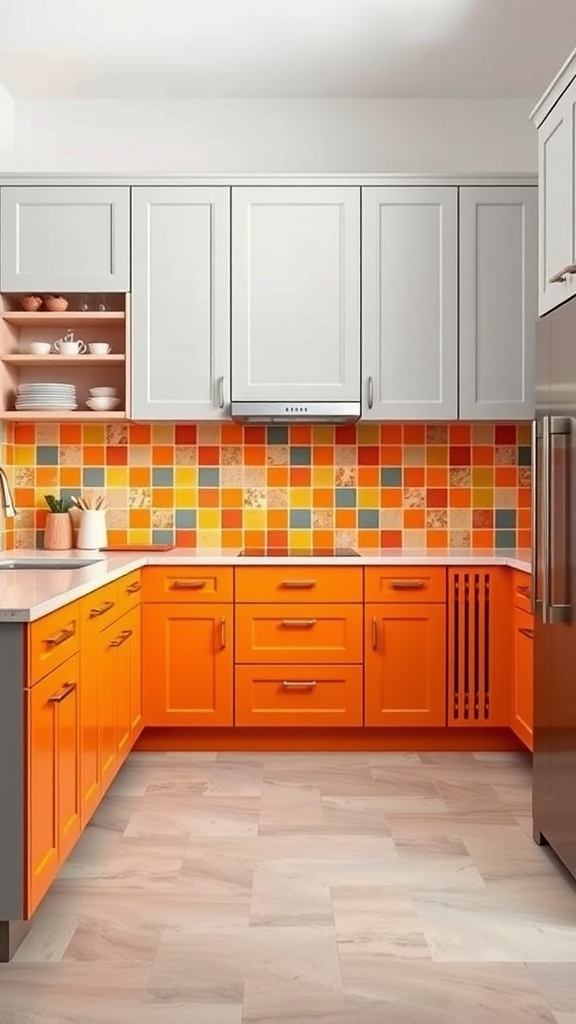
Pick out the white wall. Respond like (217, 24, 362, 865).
(0, 84, 15, 166)
(8, 97, 537, 173)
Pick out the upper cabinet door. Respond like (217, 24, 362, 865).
(0, 186, 130, 292)
(131, 187, 230, 421)
(232, 186, 360, 402)
(537, 87, 576, 315)
(362, 187, 458, 420)
(459, 186, 537, 421)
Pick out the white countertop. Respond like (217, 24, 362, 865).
(0, 548, 532, 622)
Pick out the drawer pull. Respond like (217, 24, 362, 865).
(110, 629, 132, 648)
(281, 618, 317, 628)
(390, 579, 424, 590)
(48, 681, 77, 703)
(90, 600, 116, 618)
(282, 680, 317, 689)
(549, 263, 576, 284)
(221, 616, 226, 650)
(372, 616, 378, 651)
(516, 586, 531, 598)
(280, 580, 316, 589)
(45, 625, 75, 647)
(519, 627, 534, 640)
(171, 579, 207, 590)
(126, 581, 142, 594)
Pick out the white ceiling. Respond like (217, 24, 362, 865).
(0, 0, 573, 100)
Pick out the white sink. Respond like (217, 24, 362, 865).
(0, 559, 100, 570)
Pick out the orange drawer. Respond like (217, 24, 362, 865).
(117, 569, 142, 615)
(79, 579, 120, 637)
(29, 601, 80, 686)
(235, 664, 363, 727)
(235, 603, 363, 664)
(512, 570, 532, 614)
(142, 566, 233, 603)
(365, 566, 446, 603)
(235, 566, 363, 603)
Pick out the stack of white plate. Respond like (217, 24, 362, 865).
(15, 383, 78, 411)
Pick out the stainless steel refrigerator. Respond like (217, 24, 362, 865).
(533, 297, 576, 879)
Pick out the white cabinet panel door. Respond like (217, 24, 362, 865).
(362, 187, 458, 421)
(537, 88, 576, 315)
(459, 187, 537, 421)
(0, 186, 130, 292)
(131, 187, 230, 421)
(232, 187, 360, 402)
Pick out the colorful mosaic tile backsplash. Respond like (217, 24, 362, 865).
(0, 421, 531, 552)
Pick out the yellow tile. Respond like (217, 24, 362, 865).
(106, 467, 128, 488)
(152, 423, 174, 444)
(290, 530, 313, 549)
(357, 423, 380, 444)
(15, 446, 35, 466)
(175, 488, 197, 509)
(83, 425, 105, 444)
(197, 529, 221, 548)
(244, 508, 266, 530)
(358, 487, 380, 508)
(198, 509, 220, 530)
(289, 488, 312, 508)
(175, 467, 197, 487)
(311, 425, 334, 444)
(312, 466, 335, 487)
(473, 488, 494, 508)
(129, 529, 151, 545)
(472, 468, 494, 487)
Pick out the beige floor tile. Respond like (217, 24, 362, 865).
(332, 884, 431, 959)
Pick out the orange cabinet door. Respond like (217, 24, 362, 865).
(29, 601, 80, 686)
(128, 606, 143, 742)
(142, 604, 233, 726)
(235, 664, 363, 727)
(512, 570, 532, 614)
(235, 604, 363, 664)
(98, 619, 119, 793)
(79, 629, 101, 826)
(118, 570, 143, 617)
(364, 604, 446, 726)
(27, 653, 81, 916)
(111, 606, 142, 763)
(235, 566, 363, 603)
(513, 607, 534, 750)
(364, 567, 446, 604)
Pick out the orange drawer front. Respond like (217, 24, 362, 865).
(117, 569, 143, 615)
(235, 604, 363, 664)
(235, 566, 363, 603)
(29, 602, 80, 686)
(142, 566, 233, 603)
(364, 566, 446, 603)
(235, 664, 363, 727)
(512, 570, 532, 614)
(79, 579, 120, 637)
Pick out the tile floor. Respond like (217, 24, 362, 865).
(2, 750, 576, 1023)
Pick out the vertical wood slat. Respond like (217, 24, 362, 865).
(448, 570, 493, 726)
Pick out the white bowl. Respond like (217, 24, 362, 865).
(28, 342, 52, 355)
(89, 387, 119, 397)
(86, 397, 121, 411)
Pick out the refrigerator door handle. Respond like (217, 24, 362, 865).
(542, 415, 551, 624)
(548, 415, 572, 625)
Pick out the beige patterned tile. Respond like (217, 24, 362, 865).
(380, 509, 402, 529)
(335, 445, 356, 466)
(59, 445, 82, 465)
(404, 487, 425, 508)
(519, 467, 532, 486)
(197, 423, 221, 444)
(313, 509, 334, 529)
(128, 445, 151, 466)
(244, 467, 266, 488)
(222, 445, 242, 465)
(403, 529, 426, 549)
(221, 466, 243, 487)
(266, 446, 288, 466)
(403, 445, 425, 466)
(426, 510, 448, 529)
(244, 488, 266, 508)
(267, 487, 288, 508)
(175, 445, 196, 465)
(449, 530, 471, 549)
(426, 425, 448, 444)
(335, 467, 356, 486)
(129, 487, 151, 508)
(449, 468, 471, 486)
(496, 445, 516, 465)
(15, 467, 34, 486)
(106, 424, 128, 445)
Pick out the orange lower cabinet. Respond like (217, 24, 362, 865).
(364, 604, 446, 726)
(113, 606, 142, 762)
(235, 664, 363, 727)
(235, 604, 363, 665)
(142, 603, 233, 726)
(128, 607, 143, 742)
(98, 618, 119, 792)
(79, 632, 100, 826)
(513, 607, 534, 750)
(26, 653, 81, 916)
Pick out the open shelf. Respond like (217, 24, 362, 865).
(2, 354, 126, 366)
(1, 312, 126, 327)
(2, 411, 127, 421)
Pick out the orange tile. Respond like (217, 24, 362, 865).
(404, 467, 425, 487)
(313, 446, 334, 465)
(472, 529, 494, 549)
(472, 445, 494, 466)
(381, 446, 402, 465)
(403, 424, 425, 444)
(84, 446, 105, 465)
(291, 467, 311, 486)
(358, 467, 379, 486)
(129, 424, 151, 444)
(426, 530, 449, 548)
(13, 424, 36, 444)
(244, 530, 266, 548)
(291, 425, 312, 445)
(404, 509, 425, 529)
(380, 488, 403, 508)
(245, 446, 266, 465)
(222, 509, 242, 529)
(267, 509, 288, 528)
(60, 467, 81, 487)
(356, 529, 379, 548)
(15, 487, 34, 507)
(449, 488, 471, 508)
(129, 509, 151, 528)
(427, 468, 448, 487)
(495, 467, 517, 486)
(312, 488, 334, 507)
(129, 467, 151, 487)
(267, 529, 289, 548)
(335, 509, 356, 528)
(267, 467, 288, 487)
(60, 424, 82, 444)
(199, 488, 219, 507)
(36, 467, 58, 487)
(175, 530, 196, 547)
(152, 445, 174, 466)
(426, 446, 448, 466)
(107, 530, 128, 546)
(518, 489, 532, 508)
(153, 488, 174, 508)
(380, 424, 402, 444)
(221, 488, 243, 508)
(221, 424, 244, 444)
(518, 530, 532, 548)
(381, 530, 402, 548)
(221, 530, 243, 548)
(518, 507, 531, 529)
(449, 424, 471, 445)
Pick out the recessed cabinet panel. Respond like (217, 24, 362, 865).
(131, 187, 230, 420)
(0, 186, 130, 292)
(459, 187, 537, 420)
(537, 89, 576, 315)
(362, 187, 458, 420)
(232, 186, 360, 402)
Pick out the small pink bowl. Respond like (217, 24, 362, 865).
(20, 295, 42, 312)
(44, 295, 69, 312)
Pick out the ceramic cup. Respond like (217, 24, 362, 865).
(54, 339, 87, 356)
(88, 342, 112, 355)
(28, 341, 52, 355)
(76, 509, 107, 551)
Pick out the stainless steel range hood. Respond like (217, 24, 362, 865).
(230, 401, 361, 424)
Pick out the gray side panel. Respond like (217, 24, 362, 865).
(0, 623, 25, 919)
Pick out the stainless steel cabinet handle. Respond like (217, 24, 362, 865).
(280, 580, 316, 589)
(519, 627, 534, 640)
(218, 376, 226, 410)
(281, 618, 317, 628)
(372, 616, 378, 651)
(549, 263, 576, 284)
(367, 376, 374, 410)
(45, 625, 75, 646)
(282, 680, 317, 688)
(48, 681, 77, 703)
(172, 579, 207, 589)
(90, 600, 116, 618)
(390, 579, 424, 590)
(221, 617, 226, 649)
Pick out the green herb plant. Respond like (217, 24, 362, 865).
(44, 494, 72, 514)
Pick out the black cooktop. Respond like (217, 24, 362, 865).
(238, 547, 360, 557)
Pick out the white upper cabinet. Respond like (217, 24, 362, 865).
(362, 187, 458, 420)
(459, 187, 537, 421)
(0, 186, 130, 293)
(536, 87, 576, 315)
(131, 186, 230, 421)
(231, 186, 360, 402)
